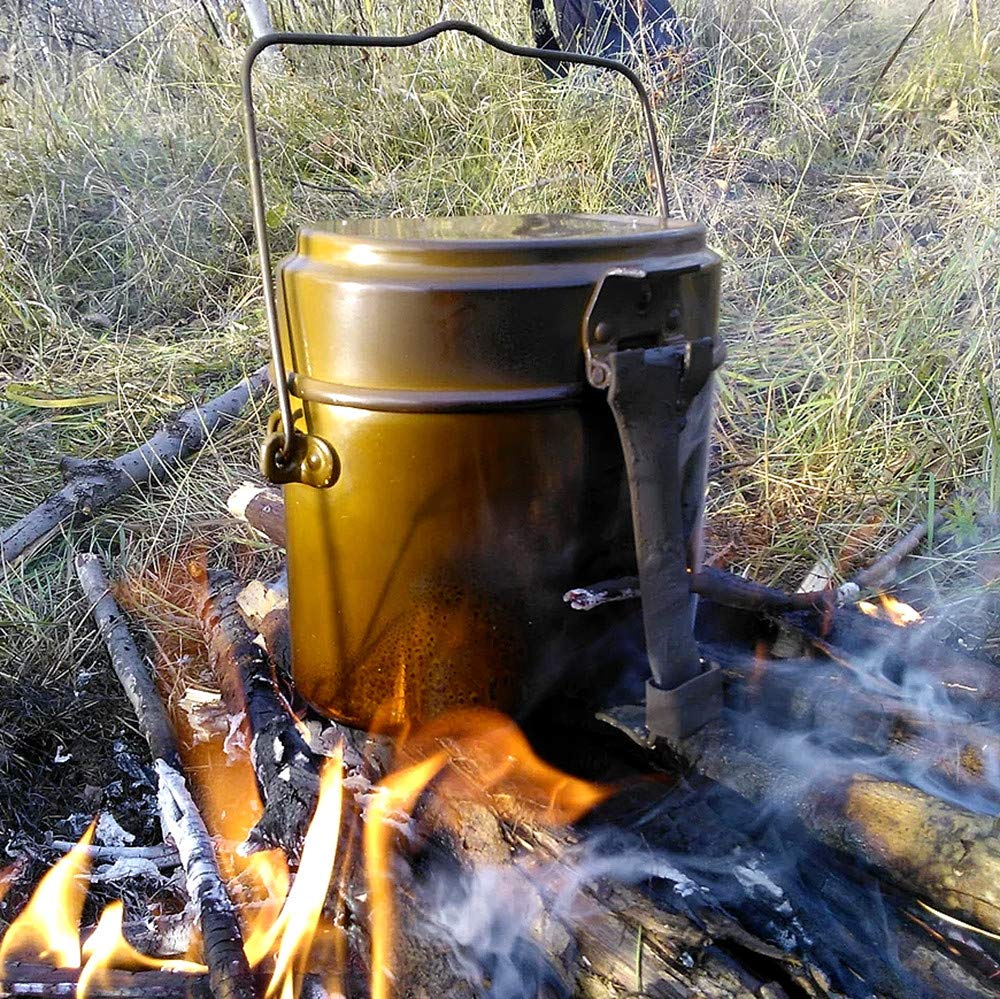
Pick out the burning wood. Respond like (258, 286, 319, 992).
(5, 486, 998, 999)
(190, 565, 323, 857)
(221, 481, 1000, 982)
(72, 555, 255, 999)
(0, 965, 332, 998)
(669, 718, 1000, 936)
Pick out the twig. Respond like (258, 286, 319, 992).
(154, 762, 258, 999)
(868, 0, 937, 106)
(838, 512, 945, 601)
(564, 566, 833, 613)
(2, 367, 270, 568)
(45, 841, 180, 868)
(74, 554, 256, 999)
(74, 553, 182, 769)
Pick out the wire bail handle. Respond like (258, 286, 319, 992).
(242, 19, 670, 466)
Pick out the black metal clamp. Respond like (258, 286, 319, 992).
(583, 267, 726, 740)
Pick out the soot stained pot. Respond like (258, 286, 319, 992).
(243, 21, 724, 736)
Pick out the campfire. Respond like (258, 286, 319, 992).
(2, 18, 1000, 999)
(3, 488, 1000, 998)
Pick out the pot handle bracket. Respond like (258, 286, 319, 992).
(583, 267, 726, 741)
(243, 19, 669, 487)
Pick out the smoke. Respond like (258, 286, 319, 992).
(402, 580, 1000, 998)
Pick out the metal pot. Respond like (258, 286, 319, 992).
(243, 21, 724, 735)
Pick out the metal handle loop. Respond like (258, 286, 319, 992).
(242, 19, 670, 453)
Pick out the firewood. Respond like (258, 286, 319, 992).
(45, 841, 180, 869)
(190, 564, 323, 857)
(721, 658, 1000, 802)
(227, 483, 285, 548)
(838, 512, 945, 602)
(517, 826, 818, 999)
(2, 367, 270, 569)
(187, 579, 996, 996)
(0, 962, 211, 998)
(672, 720, 1000, 938)
(75, 554, 183, 771)
(565, 567, 834, 614)
(191, 564, 391, 857)
(782, 607, 1000, 719)
(0, 965, 330, 998)
(74, 555, 256, 999)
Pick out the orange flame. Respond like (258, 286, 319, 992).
(1, 703, 608, 999)
(364, 753, 447, 999)
(0, 821, 95, 971)
(857, 595, 922, 627)
(364, 707, 609, 998)
(401, 708, 610, 826)
(241, 849, 291, 968)
(879, 593, 922, 627)
(262, 747, 346, 999)
(76, 901, 204, 998)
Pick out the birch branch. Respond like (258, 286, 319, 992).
(3, 367, 270, 568)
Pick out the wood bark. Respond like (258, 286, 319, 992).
(671, 720, 1000, 938)
(75, 554, 183, 771)
(2, 367, 270, 568)
(191, 564, 322, 856)
(0, 965, 329, 999)
(75, 555, 256, 999)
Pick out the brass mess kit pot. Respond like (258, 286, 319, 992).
(243, 21, 725, 738)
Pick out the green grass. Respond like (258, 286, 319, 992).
(0, 0, 998, 836)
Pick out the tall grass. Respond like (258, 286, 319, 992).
(0, 0, 997, 833)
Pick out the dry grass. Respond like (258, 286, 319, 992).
(0, 0, 998, 836)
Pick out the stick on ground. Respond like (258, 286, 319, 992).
(2, 367, 270, 569)
(75, 554, 256, 999)
(838, 511, 946, 601)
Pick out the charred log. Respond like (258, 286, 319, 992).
(190, 565, 321, 857)
(192, 564, 390, 855)
(0, 965, 328, 999)
(671, 720, 1000, 939)
(2, 368, 270, 568)
(74, 555, 256, 999)
(782, 607, 1000, 720)
(720, 657, 1000, 803)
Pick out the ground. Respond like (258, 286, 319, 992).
(0, 0, 998, 844)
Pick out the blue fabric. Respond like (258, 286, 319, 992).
(552, 0, 684, 57)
